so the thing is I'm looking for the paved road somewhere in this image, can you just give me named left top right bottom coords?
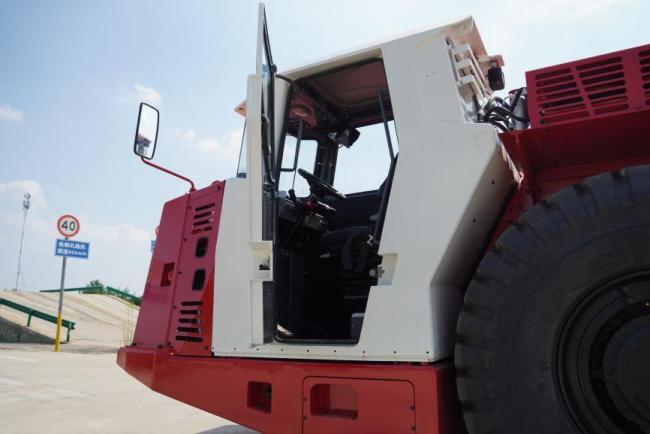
left=0, top=343, right=258, bottom=434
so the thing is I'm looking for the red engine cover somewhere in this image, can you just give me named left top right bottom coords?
left=131, top=181, right=225, bottom=356
left=527, top=44, right=650, bottom=128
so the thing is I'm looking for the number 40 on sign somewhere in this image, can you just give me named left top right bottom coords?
left=57, top=215, right=80, bottom=238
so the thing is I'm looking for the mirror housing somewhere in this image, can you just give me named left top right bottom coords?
left=330, top=127, right=360, bottom=148
left=133, top=103, right=159, bottom=160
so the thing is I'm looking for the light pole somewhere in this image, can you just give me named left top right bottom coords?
left=14, top=193, right=31, bottom=291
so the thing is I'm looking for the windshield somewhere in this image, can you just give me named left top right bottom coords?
left=333, top=121, right=398, bottom=193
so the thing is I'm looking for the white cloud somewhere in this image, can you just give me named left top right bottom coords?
left=0, top=103, right=24, bottom=122
left=120, top=83, right=162, bottom=105
left=166, top=127, right=243, bottom=162
left=521, top=0, right=636, bottom=18
left=0, top=180, right=47, bottom=213
left=0, top=179, right=152, bottom=293
left=167, top=127, right=196, bottom=142
left=82, top=220, right=150, bottom=244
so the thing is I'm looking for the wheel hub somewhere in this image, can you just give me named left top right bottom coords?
left=558, top=274, right=650, bottom=434
left=603, top=315, right=650, bottom=431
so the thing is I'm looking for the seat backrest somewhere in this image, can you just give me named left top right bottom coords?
left=373, top=153, right=398, bottom=242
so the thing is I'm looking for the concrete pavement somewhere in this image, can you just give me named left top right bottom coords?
left=0, top=343, right=258, bottom=434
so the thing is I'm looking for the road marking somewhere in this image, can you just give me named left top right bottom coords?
left=0, top=355, right=37, bottom=362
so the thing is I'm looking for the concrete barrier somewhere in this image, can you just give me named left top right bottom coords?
left=0, top=316, right=54, bottom=344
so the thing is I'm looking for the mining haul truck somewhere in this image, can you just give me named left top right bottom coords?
left=118, top=4, right=650, bottom=433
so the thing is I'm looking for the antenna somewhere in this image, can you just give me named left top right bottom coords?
left=15, top=193, right=31, bottom=291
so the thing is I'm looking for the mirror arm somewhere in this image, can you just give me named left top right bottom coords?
left=140, top=157, right=196, bottom=192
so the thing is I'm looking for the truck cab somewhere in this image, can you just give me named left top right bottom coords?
left=119, top=5, right=650, bottom=434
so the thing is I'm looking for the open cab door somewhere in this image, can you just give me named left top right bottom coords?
left=213, top=3, right=278, bottom=351
left=247, top=3, right=277, bottom=344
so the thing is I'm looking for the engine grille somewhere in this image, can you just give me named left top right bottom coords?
left=527, top=44, right=650, bottom=127
left=175, top=300, right=203, bottom=342
left=192, top=202, right=215, bottom=234
left=642, top=49, right=650, bottom=106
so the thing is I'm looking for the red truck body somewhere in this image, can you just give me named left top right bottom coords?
left=118, top=44, right=650, bottom=434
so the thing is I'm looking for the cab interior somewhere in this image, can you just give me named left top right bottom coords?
left=273, top=59, right=398, bottom=343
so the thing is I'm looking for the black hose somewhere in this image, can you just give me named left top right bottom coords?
left=485, top=105, right=529, bottom=123
left=510, top=87, right=524, bottom=113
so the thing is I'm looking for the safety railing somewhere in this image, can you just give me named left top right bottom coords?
left=40, top=285, right=141, bottom=306
left=105, top=286, right=141, bottom=306
left=40, top=286, right=100, bottom=294
left=0, top=297, right=76, bottom=342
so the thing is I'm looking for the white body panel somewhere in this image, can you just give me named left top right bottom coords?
left=213, top=17, right=513, bottom=362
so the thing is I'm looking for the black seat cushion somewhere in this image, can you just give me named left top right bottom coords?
left=320, top=226, right=372, bottom=252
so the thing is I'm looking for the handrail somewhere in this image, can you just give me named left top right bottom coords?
left=0, top=297, right=76, bottom=342
left=39, top=286, right=142, bottom=306
left=105, top=286, right=141, bottom=306
left=40, top=286, right=102, bottom=293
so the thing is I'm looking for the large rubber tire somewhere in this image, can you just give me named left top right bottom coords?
left=456, top=165, right=650, bottom=434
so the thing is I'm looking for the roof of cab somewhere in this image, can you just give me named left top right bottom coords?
left=235, top=16, right=503, bottom=115
left=281, top=16, right=501, bottom=80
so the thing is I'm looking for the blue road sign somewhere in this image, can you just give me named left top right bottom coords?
left=55, top=239, right=90, bottom=259
left=151, top=240, right=156, bottom=253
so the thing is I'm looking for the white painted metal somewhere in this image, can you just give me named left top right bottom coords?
left=213, top=16, right=513, bottom=362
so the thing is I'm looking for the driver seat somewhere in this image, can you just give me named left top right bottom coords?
left=319, top=154, right=397, bottom=273
left=320, top=225, right=374, bottom=272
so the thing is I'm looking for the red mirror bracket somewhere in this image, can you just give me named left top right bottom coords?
left=140, top=156, right=196, bottom=192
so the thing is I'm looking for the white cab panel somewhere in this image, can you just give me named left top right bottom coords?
left=213, top=17, right=513, bottom=362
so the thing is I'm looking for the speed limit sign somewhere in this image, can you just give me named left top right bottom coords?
left=57, top=214, right=80, bottom=238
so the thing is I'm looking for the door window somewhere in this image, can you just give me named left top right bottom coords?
left=333, top=121, right=398, bottom=194
left=279, top=136, right=317, bottom=197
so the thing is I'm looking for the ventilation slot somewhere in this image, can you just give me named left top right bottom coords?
left=642, top=50, right=650, bottom=105
left=579, top=57, right=628, bottom=115
left=191, top=203, right=215, bottom=234
left=176, top=300, right=203, bottom=342
left=534, top=68, right=587, bottom=124
left=533, top=55, right=632, bottom=124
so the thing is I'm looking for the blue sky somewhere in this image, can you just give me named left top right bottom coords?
left=1, top=0, right=648, bottom=294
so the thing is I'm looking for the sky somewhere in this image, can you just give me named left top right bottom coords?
left=1, top=0, right=648, bottom=294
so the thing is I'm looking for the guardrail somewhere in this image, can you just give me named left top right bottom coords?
left=0, top=297, right=76, bottom=342
left=105, top=286, right=141, bottom=306
left=40, top=286, right=100, bottom=294
left=40, top=285, right=141, bottom=306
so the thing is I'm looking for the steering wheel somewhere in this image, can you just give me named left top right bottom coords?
left=297, top=168, right=346, bottom=200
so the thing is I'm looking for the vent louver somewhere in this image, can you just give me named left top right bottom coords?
left=191, top=202, right=215, bottom=234
left=526, top=45, right=650, bottom=127
left=641, top=49, right=650, bottom=106
left=175, top=300, right=203, bottom=342
left=534, top=57, right=627, bottom=125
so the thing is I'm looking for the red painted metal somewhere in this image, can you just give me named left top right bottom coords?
left=117, top=346, right=464, bottom=434
left=493, top=109, right=650, bottom=240
left=132, top=181, right=224, bottom=356
left=140, top=156, right=197, bottom=192
left=131, top=193, right=188, bottom=349
left=493, top=43, right=650, bottom=241
left=121, top=177, right=465, bottom=433
left=121, top=44, right=650, bottom=434
left=303, top=377, right=415, bottom=433
left=527, top=44, right=650, bottom=128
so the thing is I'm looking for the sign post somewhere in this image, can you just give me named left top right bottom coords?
left=54, top=214, right=85, bottom=352
left=55, top=242, right=68, bottom=351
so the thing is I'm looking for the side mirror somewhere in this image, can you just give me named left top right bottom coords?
left=133, top=103, right=159, bottom=160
